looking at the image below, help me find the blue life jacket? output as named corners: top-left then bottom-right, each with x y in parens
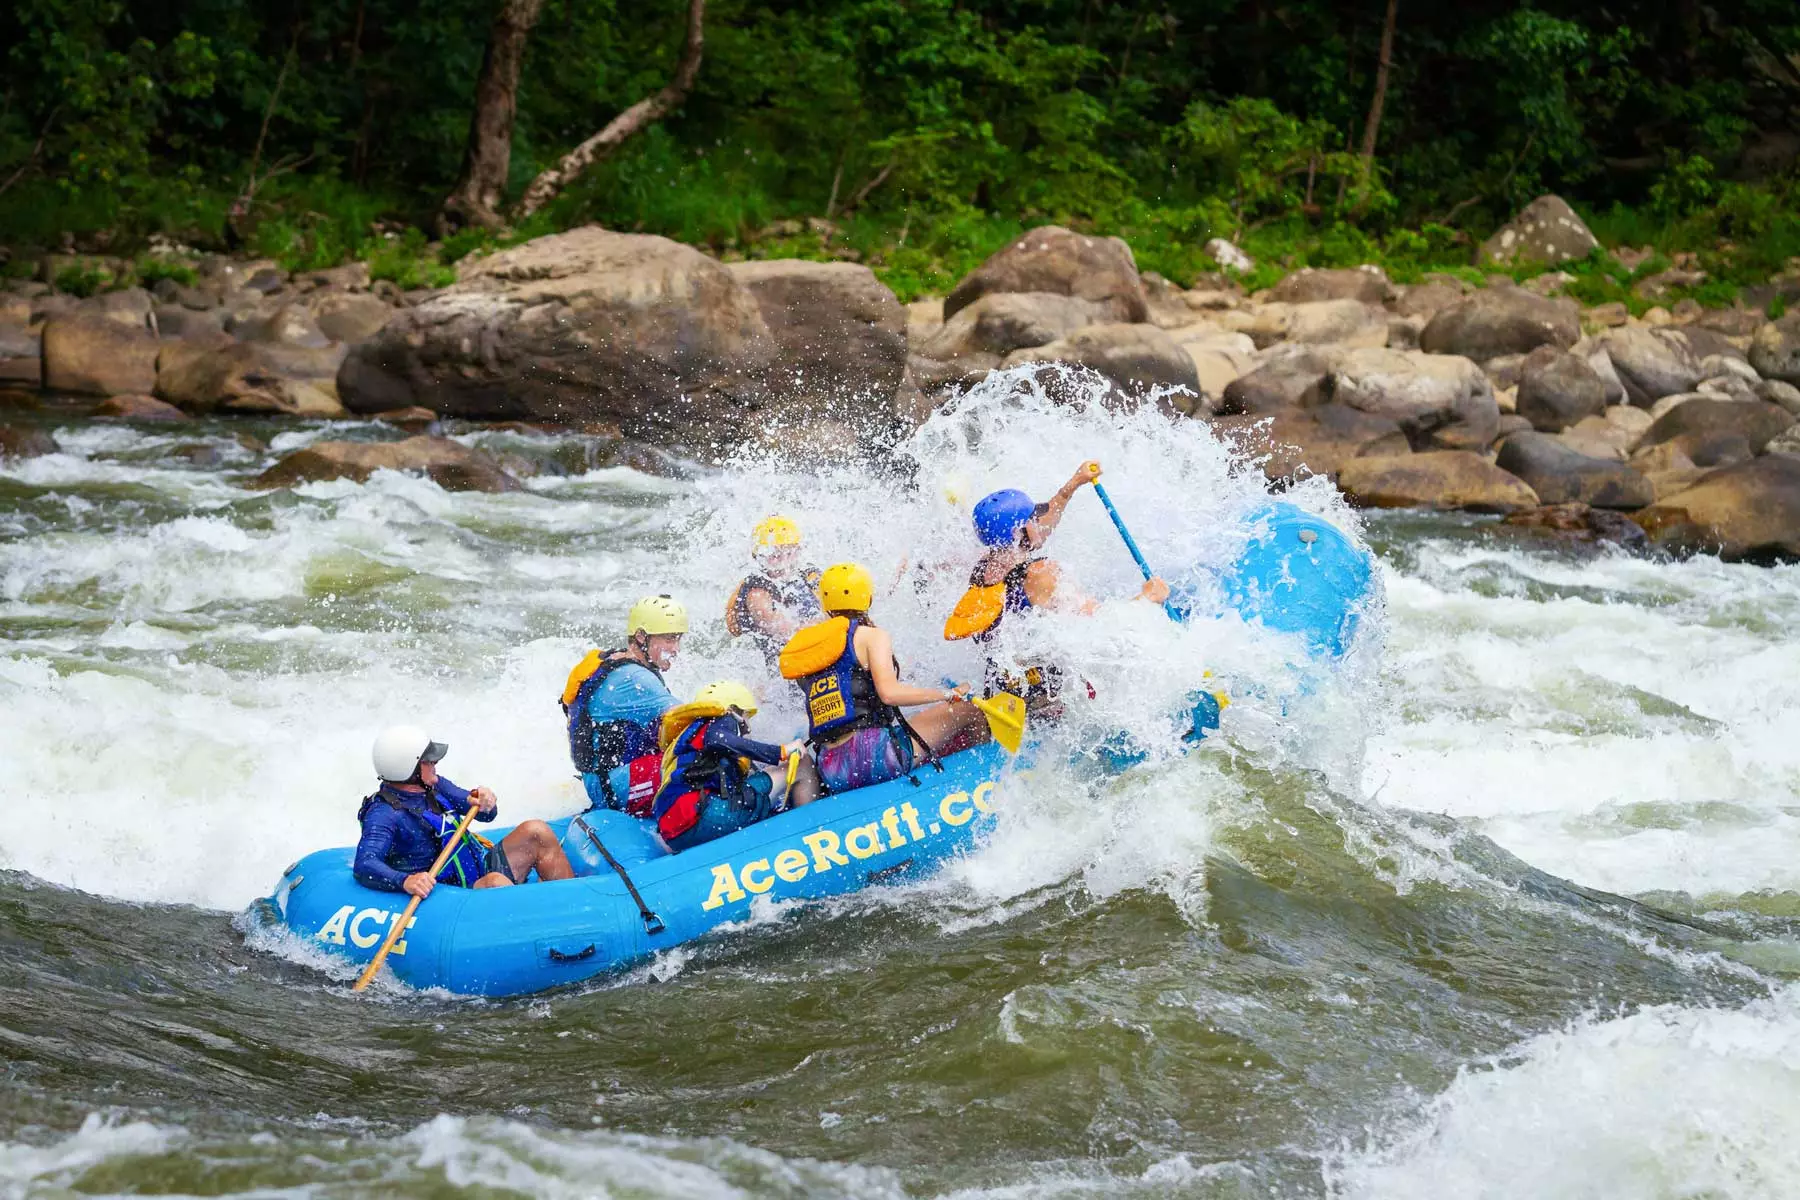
top-left (651, 716), bottom-right (750, 843)
top-left (779, 615), bottom-right (900, 744)
top-left (354, 783), bottom-right (491, 889)
top-left (560, 649), bottom-right (663, 775)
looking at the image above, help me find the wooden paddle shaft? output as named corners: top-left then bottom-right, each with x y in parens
top-left (352, 805), bottom-right (481, 992)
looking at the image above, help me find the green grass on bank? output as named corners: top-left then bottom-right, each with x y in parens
top-left (3, 165), bottom-right (1796, 311)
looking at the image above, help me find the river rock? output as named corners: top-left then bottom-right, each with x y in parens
top-left (944, 226), bottom-right (1147, 323)
top-left (158, 340), bottom-right (348, 417)
top-left (0, 424), bottom-right (56, 458)
top-left (1757, 379), bottom-right (1800, 416)
top-left (1477, 195), bottom-right (1600, 267)
top-left (230, 299), bottom-right (333, 348)
top-left (301, 263), bottom-right (372, 292)
top-left (1394, 278), bottom-right (1468, 322)
top-left (1321, 347), bottom-right (1499, 451)
top-left (1003, 324), bottom-right (1199, 400)
top-left (1211, 404), bottom-right (1410, 483)
top-left (727, 260), bottom-right (908, 423)
top-left (251, 435), bottom-right (522, 493)
top-left (95, 394), bottom-right (190, 422)
top-left (1697, 374), bottom-right (1758, 402)
top-left (1267, 267), bottom-right (1390, 306)
top-left (338, 227), bottom-right (777, 434)
top-left (152, 306), bottom-right (224, 341)
top-left (1558, 406), bottom-right (1653, 462)
top-left (0, 318), bottom-right (40, 385)
top-left (1597, 327), bottom-right (1708, 405)
top-left (1219, 346), bottom-right (1342, 414)
top-left (922, 291), bottom-right (1102, 360)
top-left (1420, 289), bottom-right (1580, 362)
top-left (1517, 345), bottom-right (1607, 432)
top-left (1495, 431), bottom-right (1655, 508)
top-left (1631, 454), bottom-right (1800, 562)
top-left (313, 292), bottom-right (394, 344)
top-left (1338, 451), bottom-right (1540, 513)
top-left (1174, 331), bottom-right (1257, 400)
top-left (1241, 300), bottom-right (1388, 349)
top-left (1499, 503), bottom-right (1651, 552)
top-left (77, 287), bottom-right (154, 330)
top-left (1637, 398), bottom-right (1794, 457)
top-left (41, 313), bottom-right (159, 395)
top-left (1749, 313), bottom-right (1800, 385)
top-left (1484, 353), bottom-right (1527, 392)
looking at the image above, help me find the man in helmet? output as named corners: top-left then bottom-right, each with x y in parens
top-left (354, 725), bottom-right (575, 897)
top-left (560, 595), bottom-right (687, 815)
top-left (650, 680), bottom-right (811, 852)
top-left (780, 562), bottom-right (985, 794)
top-left (945, 462), bottom-right (1168, 710)
top-left (724, 516), bottom-right (822, 668)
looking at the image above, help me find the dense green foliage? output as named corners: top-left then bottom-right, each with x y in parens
top-left (3, 0), bottom-right (1798, 298)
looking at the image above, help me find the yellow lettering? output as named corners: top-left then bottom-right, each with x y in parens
top-left (972, 781), bottom-right (996, 813)
top-left (804, 829), bottom-right (849, 872)
top-left (880, 807), bottom-right (906, 849)
top-left (773, 848), bottom-right (808, 883)
top-left (349, 908), bottom-right (388, 949)
top-left (317, 904), bottom-right (353, 946)
top-left (940, 790), bottom-right (974, 826)
top-left (845, 823), bottom-right (884, 859)
top-left (899, 802), bottom-right (925, 841)
top-left (741, 859), bottom-right (774, 894)
top-left (702, 863), bottom-right (747, 911)
top-left (390, 914), bottom-right (414, 958)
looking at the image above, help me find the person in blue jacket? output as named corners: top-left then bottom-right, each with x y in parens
top-left (354, 725), bottom-right (575, 898)
top-left (651, 680), bottom-right (810, 852)
top-left (559, 595), bottom-right (687, 814)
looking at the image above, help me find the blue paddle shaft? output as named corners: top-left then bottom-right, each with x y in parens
top-left (1091, 481), bottom-right (1181, 622)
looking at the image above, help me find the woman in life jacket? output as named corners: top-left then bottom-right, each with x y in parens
top-left (944, 463), bottom-right (1169, 710)
top-left (560, 595), bottom-right (687, 815)
top-left (781, 562), bottom-right (987, 795)
top-left (724, 515), bottom-right (823, 667)
top-left (353, 725), bottom-right (575, 898)
top-left (650, 680), bottom-right (811, 852)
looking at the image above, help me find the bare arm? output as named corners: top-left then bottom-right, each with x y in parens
top-left (744, 586), bottom-right (798, 642)
top-left (859, 626), bottom-right (966, 708)
top-left (1026, 559), bottom-right (1165, 611)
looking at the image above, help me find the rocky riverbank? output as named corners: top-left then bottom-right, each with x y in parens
top-left (4, 195), bottom-right (1800, 561)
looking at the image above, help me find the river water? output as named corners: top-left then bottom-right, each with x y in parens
top-left (3, 373), bottom-right (1798, 1198)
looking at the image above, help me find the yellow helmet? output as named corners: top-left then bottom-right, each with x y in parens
top-left (752, 515), bottom-right (802, 551)
top-left (694, 679), bottom-right (758, 717)
top-left (627, 594), bottom-right (689, 637)
top-left (817, 562), bottom-right (874, 614)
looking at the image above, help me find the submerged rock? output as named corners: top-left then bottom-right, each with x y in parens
top-left (250, 436), bottom-right (522, 493)
top-left (1499, 502), bottom-right (1651, 552)
top-left (0, 424), bottom-right (56, 459)
top-left (95, 394), bottom-right (190, 422)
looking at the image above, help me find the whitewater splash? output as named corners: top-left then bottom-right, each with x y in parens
top-left (0, 369), bottom-right (1374, 914)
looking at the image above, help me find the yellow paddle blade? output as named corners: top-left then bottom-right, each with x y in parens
top-left (972, 692), bottom-right (1027, 755)
top-left (785, 750), bottom-right (801, 791)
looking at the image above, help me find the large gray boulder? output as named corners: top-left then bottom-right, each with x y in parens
top-left (944, 226), bottom-right (1147, 323)
top-left (1598, 327), bottom-right (1707, 406)
top-left (1517, 345), bottom-right (1608, 432)
top-left (42, 312), bottom-right (159, 395)
top-left (1637, 398), bottom-right (1794, 457)
top-left (1322, 347), bottom-right (1500, 451)
top-left (156, 337), bottom-right (347, 417)
top-left (727, 260), bottom-right (908, 424)
top-left (1219, 346), bottom-right (1343, 414)
top-left (1477, 195), bottom-right (1600, 267)
top-left (1632, 454), bottom-right (1800, 562)
top-left (1496, 431), bottom-right (1655, 508)
top-left (337, 227), bottom-right (778, 436)
top-left (1238, 300), bottom-right (1388, 349)
top-left (1420, 289), bottom-right (1580, 362)
top-left (1338, 451), bottom-right (1540, 513)
top-left (1750, 313), bottom-right (1800, 385)
top-left (1266, 267), bottom-right (1390, 306)
top-left (1210, 404), bottom-right (1410, 483)
top-left (1003, 324), bottom-right (1199, 399)
top-left (922, 291), bottom-right (1103, 360)
top-left (0, 316), bottom-right (40, 385)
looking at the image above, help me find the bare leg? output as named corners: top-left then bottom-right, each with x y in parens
top-left (473, 872), bottom-right (514, 888)
top-left (500, 819), bottom-right (576, 883)
top-left (785, 755), bottom-right (822, 807)
top-left (903, 700), bottom-right (990, 756)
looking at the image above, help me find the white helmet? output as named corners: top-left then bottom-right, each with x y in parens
top-left (372, 724), bottom-right (448, 782)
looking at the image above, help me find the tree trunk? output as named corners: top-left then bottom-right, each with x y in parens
top-left (1358, 0), bottom-right (1399, 164)
top-left (514, 0), bottom-right (705, 220)
top-left (441, 0), bottom-right (546, 232)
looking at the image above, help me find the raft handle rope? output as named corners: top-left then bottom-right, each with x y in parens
top-left (574, 816), bottom-right (666, 936)
top-left (548, 944), bottom-right (598, 963)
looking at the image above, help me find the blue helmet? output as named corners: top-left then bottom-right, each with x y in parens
top-left (973, 489), bottom-right (1037, 547)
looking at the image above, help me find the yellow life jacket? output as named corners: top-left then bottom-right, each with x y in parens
top-left (944, 558), bottom-right (1039, 642)
top-left (779, 616), bottom-right (853, 680)
top-left (779, 616), bottom-right (896, 742)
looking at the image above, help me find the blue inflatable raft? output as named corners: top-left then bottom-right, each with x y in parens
top-left (260, 501), bottom-right (1374, 997)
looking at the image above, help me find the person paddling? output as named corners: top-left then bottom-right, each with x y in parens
top-left (945, 462), bottom-right (1169, 710)
top-left (354, 725), bottom-right (574, 896)
top-left (561, 595), bottom-right (687, 815)
top-left (651, 680), bottom-right (812, 852)
top-left (724, 516), bottom-right (823, 667)
top-left (782, 562), bottom-right (986, 793)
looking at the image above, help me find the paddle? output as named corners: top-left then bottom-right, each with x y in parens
top-left (1085, 462), bottom-right (1184, 623)
top-left (352, 806), bottom-right (480, 993)
top-left (971, 691), bottom-right (1027, 754)
top-left (785, 749), bottom-right (801, 792)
